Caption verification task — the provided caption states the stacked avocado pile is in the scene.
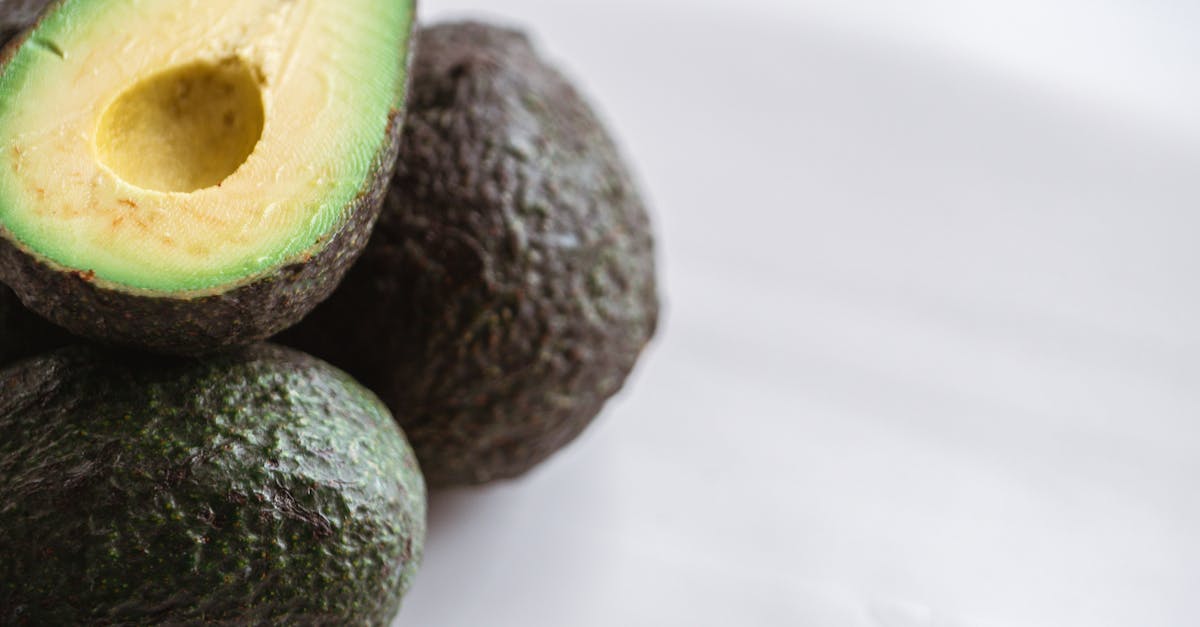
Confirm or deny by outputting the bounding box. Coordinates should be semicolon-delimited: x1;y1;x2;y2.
0;1;657;624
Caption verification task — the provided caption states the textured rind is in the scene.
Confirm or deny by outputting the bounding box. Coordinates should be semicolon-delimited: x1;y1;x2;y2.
0;344;426;626
0;282;73;366
0;1;414;355
280;22;660;487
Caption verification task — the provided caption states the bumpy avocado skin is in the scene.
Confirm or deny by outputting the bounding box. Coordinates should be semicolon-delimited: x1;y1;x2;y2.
0;1;414;356
0;282;73;365
280;22;660;487
0;344;426;625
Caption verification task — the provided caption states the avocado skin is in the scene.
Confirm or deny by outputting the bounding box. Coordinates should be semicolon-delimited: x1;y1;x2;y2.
0;2;413;356
0;0;51;47
0;282;73;366
280;22;659;487
0;344;426;625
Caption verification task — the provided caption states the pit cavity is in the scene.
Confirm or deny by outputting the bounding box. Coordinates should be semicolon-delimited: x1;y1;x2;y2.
95;58;265;193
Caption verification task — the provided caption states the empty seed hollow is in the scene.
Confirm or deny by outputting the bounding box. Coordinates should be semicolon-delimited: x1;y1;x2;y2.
95;57;265;193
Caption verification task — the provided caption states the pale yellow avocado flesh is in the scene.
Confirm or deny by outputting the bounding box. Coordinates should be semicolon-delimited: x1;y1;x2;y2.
0;0;411;292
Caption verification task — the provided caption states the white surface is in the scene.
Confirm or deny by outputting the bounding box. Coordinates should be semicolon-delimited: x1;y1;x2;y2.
400;2;1200;626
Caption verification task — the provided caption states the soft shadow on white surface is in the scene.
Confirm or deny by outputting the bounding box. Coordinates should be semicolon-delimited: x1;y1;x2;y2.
399;2;1200;626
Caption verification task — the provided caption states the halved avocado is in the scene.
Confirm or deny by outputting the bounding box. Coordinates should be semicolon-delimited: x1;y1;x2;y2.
0;0;415;354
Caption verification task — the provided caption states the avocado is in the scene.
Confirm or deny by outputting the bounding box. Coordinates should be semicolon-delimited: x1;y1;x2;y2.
0;0;49;48
0;344;426;625
0;0;415;354
280;22;660;487
0;282;73;365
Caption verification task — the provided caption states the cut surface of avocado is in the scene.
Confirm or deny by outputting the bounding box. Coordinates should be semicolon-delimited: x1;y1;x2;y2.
0;0;411;292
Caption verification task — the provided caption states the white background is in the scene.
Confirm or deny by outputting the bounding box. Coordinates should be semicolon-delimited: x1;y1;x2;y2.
402;2;1200;625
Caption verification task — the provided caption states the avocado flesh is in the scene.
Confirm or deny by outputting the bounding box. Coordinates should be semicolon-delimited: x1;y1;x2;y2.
0;344;426;625
0;0;414;354
280;22;660;487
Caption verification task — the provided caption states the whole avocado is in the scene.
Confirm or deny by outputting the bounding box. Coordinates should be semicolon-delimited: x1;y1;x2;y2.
0;345;426;625
280;22;660;487
0;282;73;366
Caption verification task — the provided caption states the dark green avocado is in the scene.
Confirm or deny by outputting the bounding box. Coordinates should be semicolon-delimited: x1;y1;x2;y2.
0;0;415;355
0;344;426;625
0;282;73;366
280;22;660;487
